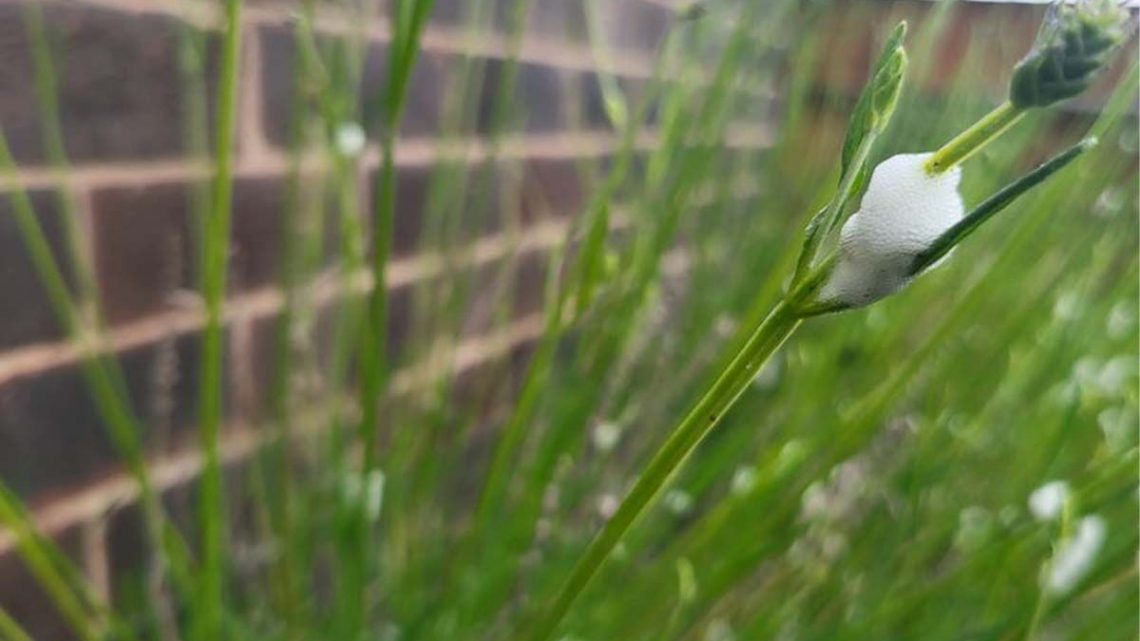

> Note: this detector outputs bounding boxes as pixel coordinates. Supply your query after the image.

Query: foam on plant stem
[1028,480,1070,522]
[819,153,964,307]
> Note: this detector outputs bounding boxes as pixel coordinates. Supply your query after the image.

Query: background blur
[0,0,1137,640]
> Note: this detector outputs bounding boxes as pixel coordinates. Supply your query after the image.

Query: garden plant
[0,1,1136,641]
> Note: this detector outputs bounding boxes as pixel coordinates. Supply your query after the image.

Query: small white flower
[1028,480,1070,522]
[1052,291,1079,321]
[664,489,694,515]
[714,314,737,338]
[334,121,366,157]
[1095,355,1135,396]
[1097,406,1136,454]
[591,421,622,453]
[1046,515,1107,595]
[1106,301,1135,339]
[363,469,386,522]
[342,469,386,522]
[819,153,964,307]
[730,466,758,496]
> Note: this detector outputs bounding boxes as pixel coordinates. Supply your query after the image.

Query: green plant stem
[195,0,242,638]
[526,300,802,641]
[0,488,101,641]
[0,606,33,641]
[924,101,1024,175]
[358,0,435,494]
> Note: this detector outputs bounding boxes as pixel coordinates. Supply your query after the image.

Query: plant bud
[1009,0,1129,109]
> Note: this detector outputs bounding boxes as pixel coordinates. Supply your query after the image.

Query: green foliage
[0,3,1136,641]
[841,21,908,180]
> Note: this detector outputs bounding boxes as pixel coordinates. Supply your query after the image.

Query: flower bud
[1009,0,1129,109]
[819,153,964,308]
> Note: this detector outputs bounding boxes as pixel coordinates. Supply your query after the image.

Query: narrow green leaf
[840,21,907,180]
[910,137,1096,276]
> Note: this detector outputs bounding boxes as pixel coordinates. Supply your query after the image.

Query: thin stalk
[20,4,100,318]
[258,0,320,631]
[469,21,677,538]
[194,0,243,638]
[358,0,436,494]
[924,101,1024,175]
[0,488,102,641]
[16,6,196,600]
[0,131,194,597]
[342,1,436,634]
[0,607,33,641]
[525,300,802,641]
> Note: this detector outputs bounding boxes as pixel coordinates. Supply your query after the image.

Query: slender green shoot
[194,0,243,638]
[923,101,1025,175]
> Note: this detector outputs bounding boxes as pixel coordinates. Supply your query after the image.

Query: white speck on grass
[591,421,622,453]
[664,489,694,515]
[1096,355,1135,396]
[342,469,386,522]
[1028,480,1070,522]
[1093,186,1126,218]
[379,623,402,641]
[704,619,736,641]
[597,493,619,519]
[1107,301,1136,339]
[819,153,964,307]
[752,351,783,390]
[730,466,758,496]
[334,121,366,157]
[714,314,737,338]
[1052,291,1079,321]
[1046,515,1107,595]
[364,470,385,522]
[1097,406,1137,454]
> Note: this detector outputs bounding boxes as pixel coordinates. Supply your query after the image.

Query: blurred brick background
[0,0,1132,638]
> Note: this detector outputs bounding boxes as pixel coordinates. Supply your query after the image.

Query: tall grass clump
[0,1,1136,641]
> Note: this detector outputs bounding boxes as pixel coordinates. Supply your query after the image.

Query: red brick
[0,331,229,502]
[0,188,73,350]
[259,25,448,149]
[244,278,415,420]
[599,1,672,53]
[91,177,327,325]
[432,0,587,40]
[90,181,194,325]
[516,156,590,222]
[476,58,568,133]
[365,163,452,257]
[0,2,222,165]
